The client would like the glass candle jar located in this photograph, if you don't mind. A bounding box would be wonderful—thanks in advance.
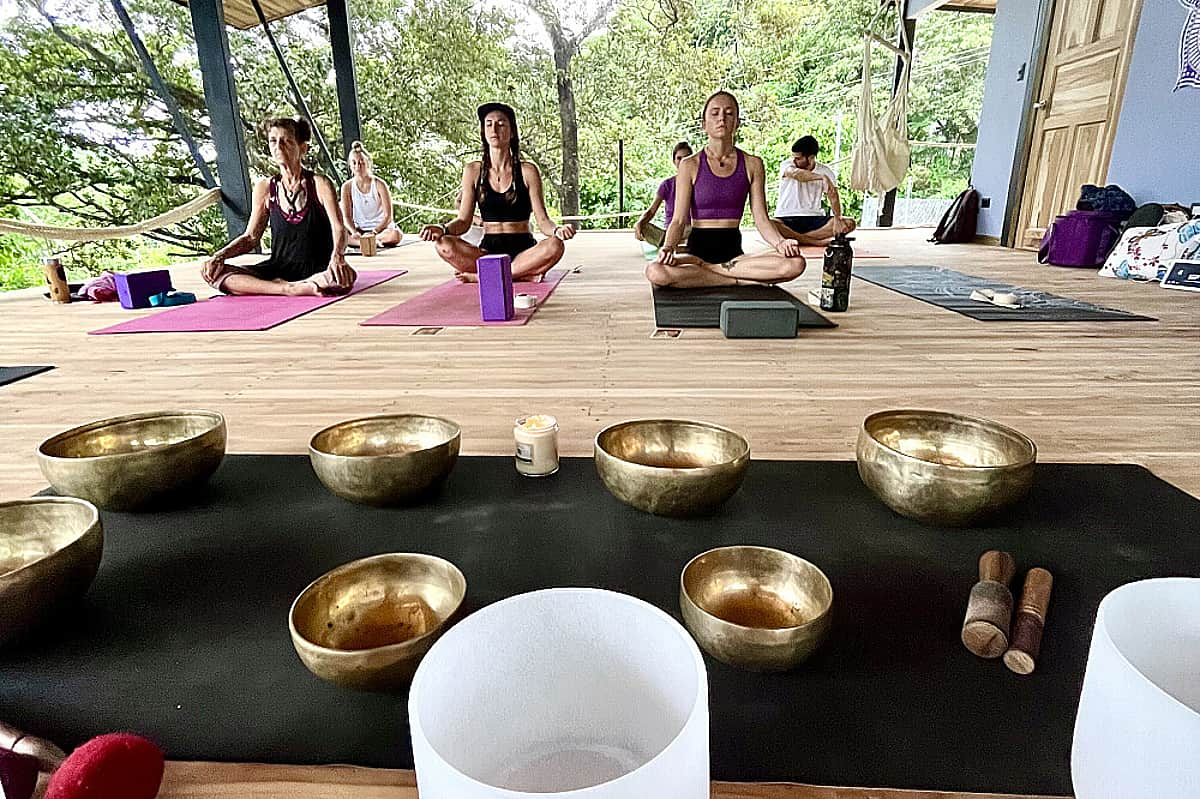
[514,414,559,477]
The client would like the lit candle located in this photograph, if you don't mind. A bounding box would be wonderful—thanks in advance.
[514,415,559,477]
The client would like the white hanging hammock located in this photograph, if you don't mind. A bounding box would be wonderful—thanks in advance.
[850,21,912,195]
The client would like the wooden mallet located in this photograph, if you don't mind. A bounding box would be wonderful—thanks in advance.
[961,550,1017,658]
[1004,567,1054,675]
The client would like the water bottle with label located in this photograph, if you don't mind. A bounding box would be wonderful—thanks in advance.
[819,234,854,312]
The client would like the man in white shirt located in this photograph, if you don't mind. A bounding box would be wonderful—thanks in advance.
[773,135,856,245]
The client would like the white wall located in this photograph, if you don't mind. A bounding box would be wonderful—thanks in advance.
[1107,1,1200,205]
[968,0,1043,238]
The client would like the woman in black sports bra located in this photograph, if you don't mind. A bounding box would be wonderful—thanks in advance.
[202,117,353,295]
[420,103,575,282]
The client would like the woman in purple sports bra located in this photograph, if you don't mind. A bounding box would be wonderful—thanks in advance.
[647,91,806,288]
[420,102,576,283]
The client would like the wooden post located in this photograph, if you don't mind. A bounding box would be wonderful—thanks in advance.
[327,0,363,157]
[189,0,252,238]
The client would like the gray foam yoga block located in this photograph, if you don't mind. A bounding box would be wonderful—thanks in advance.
[719,301,799,338]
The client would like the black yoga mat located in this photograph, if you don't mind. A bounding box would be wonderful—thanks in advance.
[0,365,54,387]
[6,456,1199,795]
[652,284,837,328]
[854,266,1156,322]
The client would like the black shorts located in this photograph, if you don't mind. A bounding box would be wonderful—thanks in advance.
[777,215,832,234]
[686,228,743,264]
[480,233,537,259]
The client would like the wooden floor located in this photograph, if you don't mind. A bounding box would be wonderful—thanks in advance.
[1,228,1197,500]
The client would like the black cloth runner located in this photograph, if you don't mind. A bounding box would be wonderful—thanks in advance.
[853,266,1156,322]
[0,366,53,387]
[4,456,1198,795]
[652,285,837,328]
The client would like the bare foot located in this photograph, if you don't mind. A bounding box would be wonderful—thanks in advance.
[283,279,321,297]
[454,272,478,283]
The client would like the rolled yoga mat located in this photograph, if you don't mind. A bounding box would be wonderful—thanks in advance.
[652,284,836,328]
[0,365,54,387]
[360,268,569,327]
[89,271,406,334]
[9,456,1199,796]
[853,266,1156,322]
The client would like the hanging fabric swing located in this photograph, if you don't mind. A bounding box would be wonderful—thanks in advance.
[850,17,912,195]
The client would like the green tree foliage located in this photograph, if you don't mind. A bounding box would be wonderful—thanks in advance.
[0,0,991,288]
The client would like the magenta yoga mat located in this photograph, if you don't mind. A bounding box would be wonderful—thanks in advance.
[89,271,406,334]
[360,268,569,327]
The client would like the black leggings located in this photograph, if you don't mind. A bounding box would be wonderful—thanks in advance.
[686,228,743,264]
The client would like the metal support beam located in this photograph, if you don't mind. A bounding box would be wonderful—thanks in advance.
[250,0,342,183]
[326,0,362,157]
[878,13,917,228]
[189,0,252,237]
[112,0,215,188]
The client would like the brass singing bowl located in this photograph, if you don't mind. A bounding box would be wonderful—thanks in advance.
[594,419,750,516]
[0,498,103,646]
[856,409,1037,527]
[309,415,461,506]
[681,546,833,672]
[37,410,226,512]
[289,553,466,689]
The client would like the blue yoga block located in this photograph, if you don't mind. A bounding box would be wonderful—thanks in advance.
[719,301,799,338]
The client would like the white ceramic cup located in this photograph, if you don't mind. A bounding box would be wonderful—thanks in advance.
[1071,577,1200,798]
[410,587,709,798]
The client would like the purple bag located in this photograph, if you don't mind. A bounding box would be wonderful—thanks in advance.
[1038,210,1123,267]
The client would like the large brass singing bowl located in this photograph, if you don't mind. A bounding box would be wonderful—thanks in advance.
[289,553,466,689]
[309,415,461,506]
[0,498,103,646]
[681,545,833,672]
[37,410,226,511]
[856,409,1037,527]
[594,419,750,517]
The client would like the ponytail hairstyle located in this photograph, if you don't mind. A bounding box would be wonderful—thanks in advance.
[477,103,524,205]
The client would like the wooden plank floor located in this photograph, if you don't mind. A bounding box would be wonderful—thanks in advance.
[1,228,1196,500]
[1,229,1194,499]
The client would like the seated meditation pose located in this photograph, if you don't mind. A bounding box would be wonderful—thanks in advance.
[420,102,575,282]
[202,117,353,295]
[634,141,693,249]
[772,135,856,245]
[646,92,806,288]
[340,141,403,249]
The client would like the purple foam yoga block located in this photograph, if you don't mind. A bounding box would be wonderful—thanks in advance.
[115,269,173,310]
[477,254,514,321]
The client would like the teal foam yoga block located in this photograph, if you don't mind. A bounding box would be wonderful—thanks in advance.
[719,300,799,338]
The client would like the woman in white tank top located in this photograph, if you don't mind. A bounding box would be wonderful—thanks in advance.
[339,141,402,248]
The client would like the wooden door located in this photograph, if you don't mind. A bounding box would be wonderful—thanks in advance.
[1013,0,1144,249]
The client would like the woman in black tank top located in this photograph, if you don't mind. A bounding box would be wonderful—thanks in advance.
[420,102,576,283]
[202,117,353,296]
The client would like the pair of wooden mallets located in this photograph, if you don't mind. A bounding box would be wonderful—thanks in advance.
[962,550,1053,674]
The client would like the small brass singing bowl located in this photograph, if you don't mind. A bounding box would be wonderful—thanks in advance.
[37,410,226,512]
[0,497,103,646]
[594,419,750,517]
[680,546,833,672]
[856,409,1037,527]
[289,553,466,689]
[309,415,461,506]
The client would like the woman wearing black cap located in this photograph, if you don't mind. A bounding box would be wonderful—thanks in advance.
[420,102,575,282]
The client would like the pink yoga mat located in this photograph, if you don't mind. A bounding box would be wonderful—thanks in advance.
[90,271,405,334]
[360,269,569,327]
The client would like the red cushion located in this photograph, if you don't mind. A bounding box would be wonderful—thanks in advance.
[45,733,164,799]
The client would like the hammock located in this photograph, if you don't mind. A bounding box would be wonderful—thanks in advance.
[850,21,912,195]
[0,188,222,242]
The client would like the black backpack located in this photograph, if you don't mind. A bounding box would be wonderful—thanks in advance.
[930,187,980,244]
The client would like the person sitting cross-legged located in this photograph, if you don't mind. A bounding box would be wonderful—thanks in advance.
[201,117,354,296]
[772,134,856,246]
[645,91,807,289]
[340,141,403,249]
[634,141,693,250]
